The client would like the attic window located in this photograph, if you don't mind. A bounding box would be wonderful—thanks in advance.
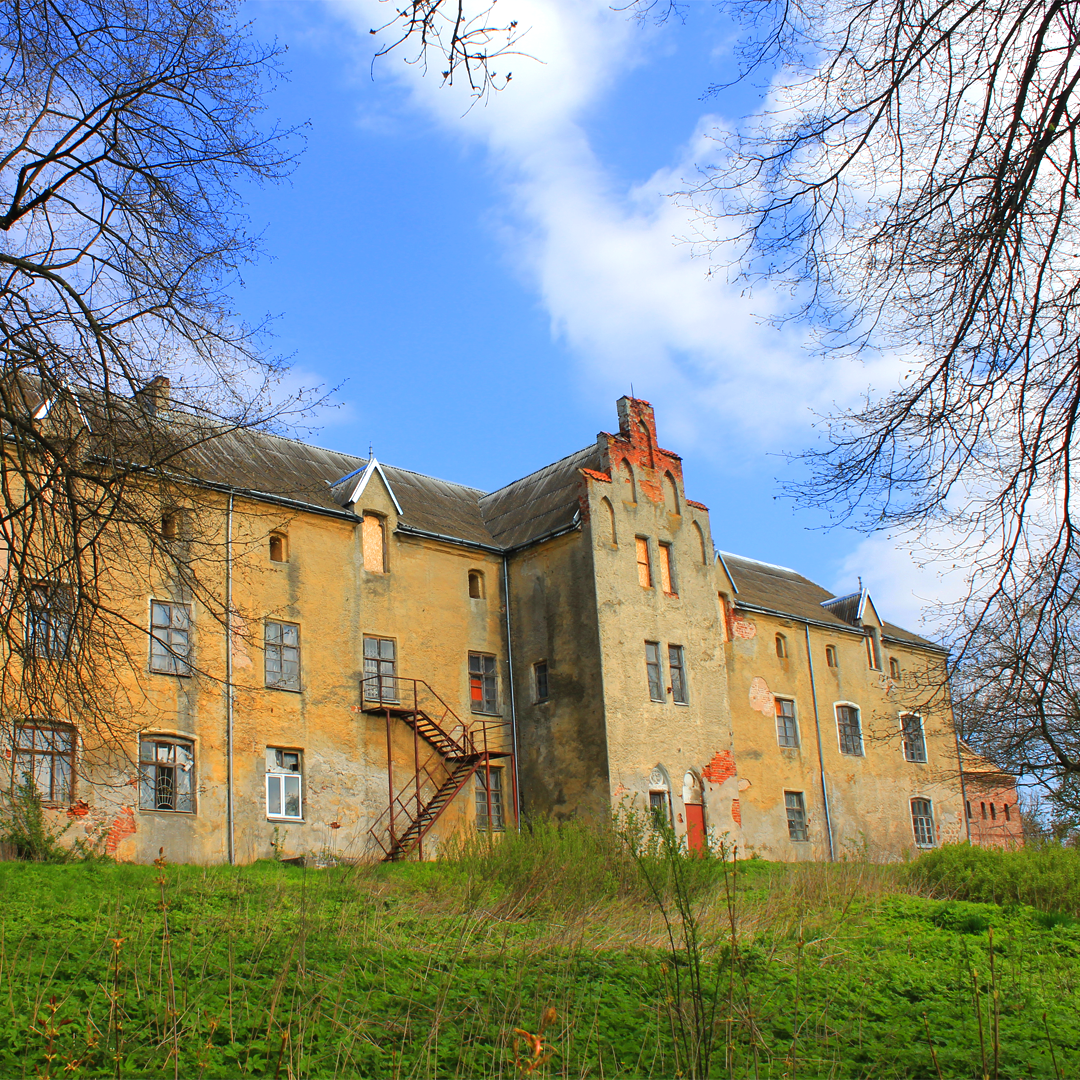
[825,645,838,668]
[468,570,485,599]
[269,533,287,562]
[865,627,883,670]
[775,633,788,659]
[161,512,178,540]
[889,656,901,679]
[362,514,386,573]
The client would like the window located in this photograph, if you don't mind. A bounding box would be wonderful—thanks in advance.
[645,641,664,701]
[889,656,901,679]
[668,645,688,704]
[26,583,73,659]
[693,520,708,564]
[13,725,75,802]
[865,628,883,670]
[658,543,677,595]
[362,513,386,573]
[269,533,287,562]
[468,570,485,599]
[825,645,838,668]
[649,789,672,827]
[139,737,195,812]
[911,798,935,847]
[981,801,987,819]
[265,748,302,819]
[475,767,505,830]
[265,621,301,691]
[775,633,788,658]
[602,497,617,546]
[663,472,680,515]
[990,803,996,820]
[966,800,972,819]
[636,537,652,588]
[469,652,499,714]
[785,791,809,841]
[161,510,180,540]
[901,713,927,763]
[363,637,397,702]
[775,699,799,748]
[621,460,637,503]
[836,705,864,756]
[1005,804,1011,822]
[534,660,549,703]
[149,601,191,675]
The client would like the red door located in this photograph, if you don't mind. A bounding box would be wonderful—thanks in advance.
[685,803,705,854]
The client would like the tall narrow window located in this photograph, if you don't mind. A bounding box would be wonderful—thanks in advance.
[149,601,191,675]
[475,767,505,830]
[966,800,972,819]
[468,570,485,599]
[26,583,73,659]
[602,497,617,546]
[901,713,927,762]
[13,725,75,802]
[775,633,788,658]
[668,645,688,704]
[990,803,997,820]
[645,641,664,701]
[693,520,708,564]
[836,705,864,756]
[139,737,195,812]
[469,652,499,714]
[1004,804,1012,822]
[889,656,901,679]
[825,645,838,668]
[663,472,680,515]
[911,798,935,847]
[533,660,549,703]
[265,748,303,819]
[636,537,652,588]
[269,533,287,562]
[362,513,386,573]
[981,802,987,819]
[658,543,677,595]
[785,791,809,841]
[649,790,672,827]
[265,621,301,691]
[621,460,637,503]
[865,627,883,670]
[363,636,397,702]
[775,699,799,748]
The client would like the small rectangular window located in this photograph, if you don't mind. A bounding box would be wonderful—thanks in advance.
[911,798,935,847]
[475,767,505,830]
[269,533,287,562]
[901,713,927,763]
[265,748,303,819]
[362,513,386,573]
[265,620,301,691]
[469,652,499,714]
[775,699,799,748]
[139,737,195,813]
[534,660,549,703]
[668,644,688,704]
[636,537,652,588]
[825,645,838,668]
[645,641,664,701]
[658,543,677,595]
[785,791,809,841]
[363,636,398,702]
[149,601,191,675]
[26,583,74,659]
[13,725,75,803]
[836,705,863,756]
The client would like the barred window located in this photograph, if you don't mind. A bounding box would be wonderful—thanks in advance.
[836,705,863,756]
[911,798,935,847]
[475,767,505,831]
[785,791,809,841]
[139,737,195,813]
[26,583,73,659]
[265,620,301,691]
[645,641,664,701]
[775,699,799,748]
[13,725,75,803]
[149,601,191,675]
[901,713,927,763]
[469,652,499,714]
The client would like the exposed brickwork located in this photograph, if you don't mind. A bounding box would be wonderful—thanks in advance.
[703,750,737,784]
[749,677,774,715]
[601,397,686,506]
[66,800,90,818]
[731,798,742,825]
[105,807,136,856]
[580,468,611,483]
[732,617,757,639]
[686,499,709,511]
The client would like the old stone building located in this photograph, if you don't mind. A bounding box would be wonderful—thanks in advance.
[7,394,994,862]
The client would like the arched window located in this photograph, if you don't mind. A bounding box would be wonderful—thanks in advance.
[269,532,287,562]
[663,472,680,515]
[990,803,997,820]
[775,633,788,658]
[825,644,838,667]
[981,802,987,819]
[620,459,637,503]
[601,497,617,546]
[693,520,708,564]
[468,570,485,599]
[889,656,901,679]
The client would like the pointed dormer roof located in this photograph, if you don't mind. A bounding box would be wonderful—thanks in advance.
[330,455,403,514]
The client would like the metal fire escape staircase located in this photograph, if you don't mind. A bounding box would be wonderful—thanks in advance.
[363,676,508,862]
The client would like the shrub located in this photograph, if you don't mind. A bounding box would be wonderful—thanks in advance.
[0,774,75,862]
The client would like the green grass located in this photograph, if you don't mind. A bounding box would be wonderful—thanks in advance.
[1,835,1078,1077]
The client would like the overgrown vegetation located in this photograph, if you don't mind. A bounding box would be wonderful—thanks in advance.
[1,827,1078,1077]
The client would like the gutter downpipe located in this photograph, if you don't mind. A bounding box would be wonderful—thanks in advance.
[226,492,235,865]
[502,555,521,827]
[949,681,972,844]
[804,623,835,861]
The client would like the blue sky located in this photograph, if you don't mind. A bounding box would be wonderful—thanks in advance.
[232,0,956,631]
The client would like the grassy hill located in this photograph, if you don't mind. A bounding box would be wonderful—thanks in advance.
[1,827,1078,1078]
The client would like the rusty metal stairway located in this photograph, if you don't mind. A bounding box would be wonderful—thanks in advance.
[363,676,507,862]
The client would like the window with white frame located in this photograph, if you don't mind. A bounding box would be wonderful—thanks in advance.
[149,601,191,675]
[139,736,195,812]
[836,704,864,756]
[775,698,799,748]
[901,713,927,763]
[266,748,303,819]
[26,583,74,659]
[265,620,301,691]
[13,724,75,802]
[911,798,935,847]
[475,766,505,830]
[785,791,809,841]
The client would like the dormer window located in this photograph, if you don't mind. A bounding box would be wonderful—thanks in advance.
[362,513,386,573]
[865,627,883,670]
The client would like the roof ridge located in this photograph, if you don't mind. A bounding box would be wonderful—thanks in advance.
[382,461,488,496]
[480,444,596,502]
[719,551,802,576]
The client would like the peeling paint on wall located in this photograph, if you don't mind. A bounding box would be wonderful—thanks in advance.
[732,618,757,639]
[731,798,742,825]
[749,677,774,715]
[105,807,136,855]
[703,750,737,784]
